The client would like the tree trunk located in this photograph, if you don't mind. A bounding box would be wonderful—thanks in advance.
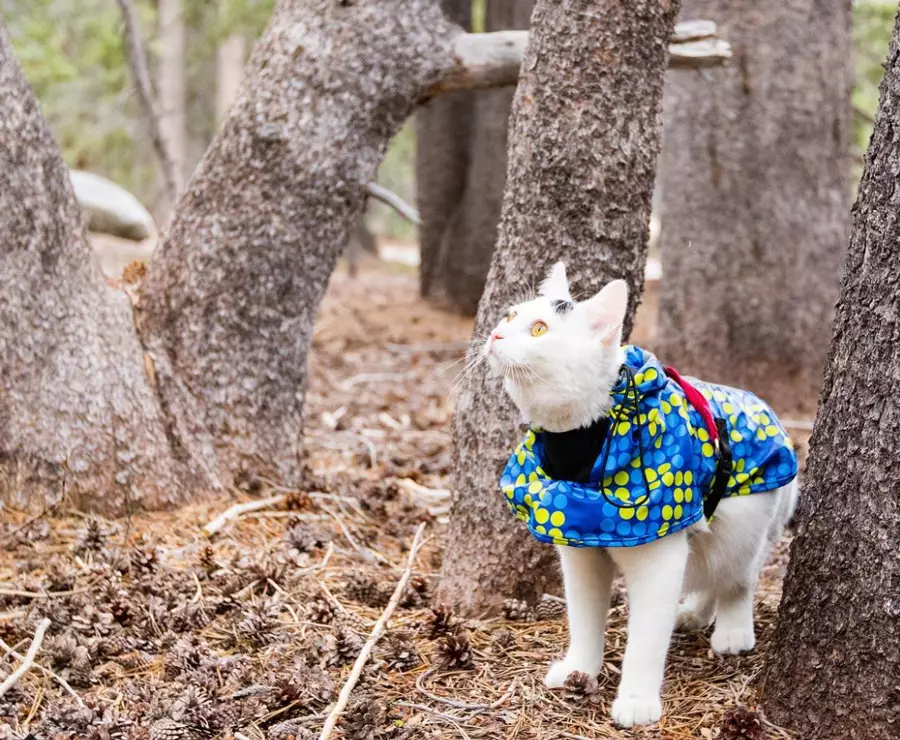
[134,0,466,490]
[157,0,187,213]
[416,0,473,308]
[656,0,851,413]
[1,1,528,514]
[437,0,680,614]
[418,0,533,316]
[0,24,189,514]
[762,17,900,738]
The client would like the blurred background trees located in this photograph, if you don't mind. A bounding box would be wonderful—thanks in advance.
[5,0,892,258]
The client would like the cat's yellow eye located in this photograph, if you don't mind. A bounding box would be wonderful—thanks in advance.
[506,310,517,322]
[531,320,548,337]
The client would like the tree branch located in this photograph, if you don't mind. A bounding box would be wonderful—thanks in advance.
[0,618,50,700]
[115,0,182,203]
[425,20,732,97]
[365,182,421,226]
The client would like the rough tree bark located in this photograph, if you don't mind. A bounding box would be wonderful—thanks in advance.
[417,0,533,316]
[657,0,851,413]
[133,0,471,490]
[437,0,681,614]
[416,0,473,309]
[762,17,900,738]
[0,25,187,513]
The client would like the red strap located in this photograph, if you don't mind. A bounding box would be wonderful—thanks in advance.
[663,366,719,445]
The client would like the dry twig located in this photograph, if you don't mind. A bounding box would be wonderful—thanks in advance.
[318,522,427,740]
[0,618,51,700]
[203,494,286,536]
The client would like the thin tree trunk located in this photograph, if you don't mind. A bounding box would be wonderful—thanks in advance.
[418,0,533,316]
[437,0,680,614]
[157,0,187,212]
[216,33,247,124]
[134,0,467,490]
[763,16,900,738]
[416,0,473,306]
[657,0,851,413]
[0,24,191,514]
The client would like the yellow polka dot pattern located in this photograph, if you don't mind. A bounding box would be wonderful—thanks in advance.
[499,345,798,548]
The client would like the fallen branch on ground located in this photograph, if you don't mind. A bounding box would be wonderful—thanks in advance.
[318,522,427,740]
[203,494,286,536]
[0,618,50,700]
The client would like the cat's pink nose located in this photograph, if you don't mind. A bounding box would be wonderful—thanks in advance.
[491,332,503,341]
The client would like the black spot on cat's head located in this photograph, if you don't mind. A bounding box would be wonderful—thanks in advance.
[551,299,574,316]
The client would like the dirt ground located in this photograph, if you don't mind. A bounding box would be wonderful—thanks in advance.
[0,256,805,739]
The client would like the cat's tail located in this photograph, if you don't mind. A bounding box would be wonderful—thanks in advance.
[782,477,800,527]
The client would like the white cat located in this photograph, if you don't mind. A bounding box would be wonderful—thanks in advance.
[483,262,798,728]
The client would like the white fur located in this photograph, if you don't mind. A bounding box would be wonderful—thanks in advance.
[485,262,799,728]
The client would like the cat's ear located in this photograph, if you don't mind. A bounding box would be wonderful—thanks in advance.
[583,279,628,344]
[539,262,571,301]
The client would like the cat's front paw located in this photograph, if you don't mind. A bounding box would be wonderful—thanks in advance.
[611,692,662,727]
[544,657,602,688]
[711,627,755,655]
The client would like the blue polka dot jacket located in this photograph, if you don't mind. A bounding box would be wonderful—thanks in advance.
[500,346,798,548]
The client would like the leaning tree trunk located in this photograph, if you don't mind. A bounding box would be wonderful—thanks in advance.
[418,0,533,316]
[437,0,681,614]
[134,0,468,490]
[416,0,473,307]
[0,24,188,513]
[657,0,851,413]
[763,18,900,738]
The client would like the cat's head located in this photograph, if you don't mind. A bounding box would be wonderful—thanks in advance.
[482,262,628,432]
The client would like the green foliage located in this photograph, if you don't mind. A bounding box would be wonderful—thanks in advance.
[6,0,157,202]
[4,0,893,237]
[853,1,896,173]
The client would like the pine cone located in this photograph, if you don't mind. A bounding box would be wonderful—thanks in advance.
[148,718,192,740]
[47,632,80,669]
[400,574,430,608]
[384,631,420,672]
[197,545,219,577]
[268,664,334,710]
[307,597,336,625]
[130,544,159,573]
[284,521,329,554]
[436,630,474,670]
[283,491,313,511]
[502,598,536,622]
[562,671,600,705]
[535,598,566,621]
[427,605,456,637]
[720,707,764,740]
[341,699,389,740]
[74,518,107,554]
[490,628,516,654]
[336,625,364,663]
[267,721,315,740]
[345,571,391,607]
[236,599,282,647]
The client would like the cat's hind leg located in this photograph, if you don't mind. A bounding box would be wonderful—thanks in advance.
[545,546,614,687]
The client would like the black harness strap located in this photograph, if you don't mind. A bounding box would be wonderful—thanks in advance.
[705,417,733,520]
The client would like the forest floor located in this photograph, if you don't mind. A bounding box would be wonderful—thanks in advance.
[0,256,808,740]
